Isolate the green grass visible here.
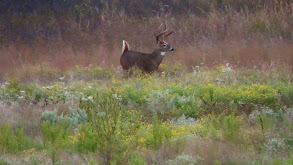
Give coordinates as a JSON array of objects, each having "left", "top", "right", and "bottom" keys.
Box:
[{"left": 0, "top": 64, "right": 292, "bottom": 164}]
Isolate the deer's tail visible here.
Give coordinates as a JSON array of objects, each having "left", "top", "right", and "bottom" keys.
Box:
[{"left": 122, "top": 40, "right": 130, "bottom": 54}]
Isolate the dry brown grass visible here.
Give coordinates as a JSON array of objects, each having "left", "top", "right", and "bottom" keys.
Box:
[
  {"left": 1, "top": 151, "right": 103, "bottom": 165},
  {"left": 145, "top": 135, "right": 260, "bottom": 165},
  {"left": 0, "top": 2, "right": 292, "bottom": 75},
  {"left": 1, "top": 39, "right": 292, "bottom": 76}
]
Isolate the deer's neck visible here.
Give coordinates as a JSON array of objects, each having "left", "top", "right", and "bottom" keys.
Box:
[
  {"left": 152, "top": 49, "right": 166, "bottom": 57},
  {"left": 150, "top": 49, "right": 166, "bottom": 65}
]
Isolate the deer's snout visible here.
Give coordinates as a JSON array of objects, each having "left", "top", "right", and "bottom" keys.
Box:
[{"left": 170, "top": 47, "right": 174, "bottom": 51}]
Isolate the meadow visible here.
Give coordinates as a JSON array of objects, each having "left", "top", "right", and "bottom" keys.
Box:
[
  {"left": 0, "top": 64, "right": 292, "bottom": 165},
  {"left": 0, "top": 0, "right": 293, "bottom": 164}
]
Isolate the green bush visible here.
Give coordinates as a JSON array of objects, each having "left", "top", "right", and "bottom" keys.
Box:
[
  {"left": 274, "top": 82, "right": 293, "bottom": 106},
  {"left": 127, "top": 153, "right": 147, "bottom": 165},
  {"left": 41, "top": 108, "right": 88, "bottom": 127},
  {"left": 77, "top": 94, "right": 127, "bottom": 164},
  {"left": 23, "top": 84, "right": 44, "bottom": 103},
  {"left": 41, "top": 121, "right": 72, "bottom": 147},
  {"left": 222, "top": 113, "right": 242, "bottom": 142},
  {"left": 0, "top": 159, "right": 9, "bottom": 165},
  {"left": 0, "top": 124, "right": 35, "bottom": 153},
  {"left": 76, "top": 124, "right": 99, "bottom": 153},
  {"left": 41, "top": 121, "right": 72, "bottom": 164},
  {"left": 3, "top": 78, "right": 22, "bottom": 101},
  {"left": 167, "top": 153, "right": 203, "bottom": 165}
]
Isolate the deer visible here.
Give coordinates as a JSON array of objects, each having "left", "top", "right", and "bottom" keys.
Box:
[{"left": 120, "top": 24, "right": 174, "bottom": 73}]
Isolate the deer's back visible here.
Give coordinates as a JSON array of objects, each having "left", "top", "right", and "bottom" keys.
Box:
[{"left": 120, "top": 50, "right": 160, "bottom": 72}]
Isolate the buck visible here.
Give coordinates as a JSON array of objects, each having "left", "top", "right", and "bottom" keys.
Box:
[{"left": 120, "top": 24, "right": 174, "bottom": 73}]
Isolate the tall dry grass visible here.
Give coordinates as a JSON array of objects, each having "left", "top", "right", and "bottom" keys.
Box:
[{"left": 0, "top": 2, "right": 292, "bottom": 74}]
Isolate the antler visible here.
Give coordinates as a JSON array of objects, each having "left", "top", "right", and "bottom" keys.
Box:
[
  {"left": 155, "top": 23, "right": 167, "bottom": 42},
  {"left": 164, "top": 31, "right": 173, "bottom": 38},
  {"left": 154, "top": 23, "right": 173, "bottom": 43},
  {"left": 158, "top": 23, "right": 167, "bottom": 32}
]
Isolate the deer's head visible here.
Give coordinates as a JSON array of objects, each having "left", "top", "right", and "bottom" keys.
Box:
[{"left": 155, "top": 24, "right": 174, "bottom": 53}]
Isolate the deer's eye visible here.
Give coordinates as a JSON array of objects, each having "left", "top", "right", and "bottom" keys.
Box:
[{"left": 163, "top": 44, "right": 167, "bottom": 47}]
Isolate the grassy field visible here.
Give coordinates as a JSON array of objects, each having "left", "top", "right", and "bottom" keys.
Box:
[
  {"left": 0, "top": 64, "right": 292, "bottom": 165},
  {"left": 0, "top": 1, "right": 293, "bottom": 164},
  {"left": 1, "top": 1, "right": 292, "bottom": 73}
]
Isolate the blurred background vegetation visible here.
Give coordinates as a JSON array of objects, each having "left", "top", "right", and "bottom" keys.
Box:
[
  {"left": 0, "top": 0, "right": 292, "bottom": 73},
  {"left": 1, "top": 0, "right": 292, "bottom": 42}
]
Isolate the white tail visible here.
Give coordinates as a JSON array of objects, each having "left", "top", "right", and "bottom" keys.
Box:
[
  {"left": 120, "top": 23, "right": 174, "bottom": 73},
  {"left": 122, "top": 40, "right": 130, "bottom": 54}
]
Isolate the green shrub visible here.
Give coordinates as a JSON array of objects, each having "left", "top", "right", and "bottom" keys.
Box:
[
  {"left": 147, "top": 90, "right": 172, "bottom": 114},
  {"left": 249, "top": 106, "right": 281, "bottom": 136},
  {"left": 152, "top": 112, "right": 172, "bottom": 149},
  {"left": 198, "top": 115, "right": 221, "bottom": 139},
  {"left": 76, "top": 124, "right": 99, "bottom": 152},
  {"left": 0, "top": 159, "right": 9, "bottom": 165},
  {"left": 41, "top": 121, "right": 72, "bottom": 164},
  {"left": 275, "top": 83, "right": 293, "bottom": 106},
  {"left": 41, "top": 121, "right": 72, "bottom": 147},
  {"left": 41, "top": 108, "right": 88, "bottom": 127},
  {"left": 128, "top": 153, "right": 146, "bottom": 165},
  {"left": 152, "top": 113, "right": 161, "bottom": 148},
  {"left": 121, "top": 85, "right": 147, "bottom": 106},
  {"left": 41, "top": 109, "right": 59, "bottom": 124},
  {"left": 78, "top": 94, "right": 127, "bottom": 164},
  {"left": 222, "top": 113, "right": 242, "bottom": 142},
  {"left": 264, "top": 137, "right": 286, "bottom": 154},
  {"left": 5, "top": 78, "right": 21, "bottom": 94},
  {"left": 0, "top": 124, "right": 35, "bottom": 153},
  {"left": 4, "top": 77, "right": 22, "bottom": 101},
  {"left": 23, "top": 84, "right": 44, "bottom": 103},
  {"left": 167, "top": 153, "right": 203, "bottom": 165}
]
